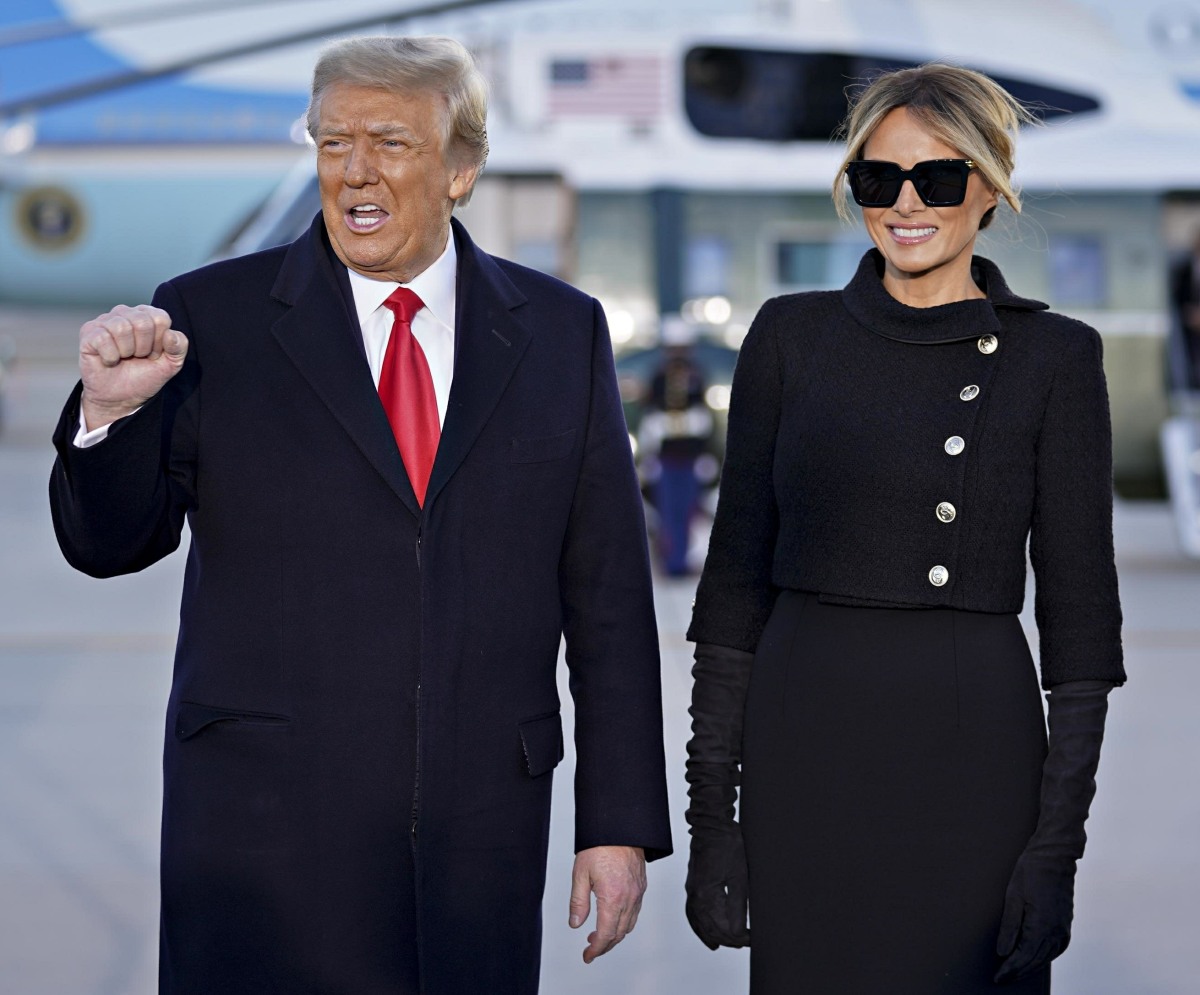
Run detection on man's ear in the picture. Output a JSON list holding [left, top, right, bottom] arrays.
[[449, 162, 481, 203]]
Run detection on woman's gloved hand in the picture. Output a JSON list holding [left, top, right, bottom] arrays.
[[685, 783, 751, 949], [684, 642, 754, 950], [995, 679, 1115, 983]]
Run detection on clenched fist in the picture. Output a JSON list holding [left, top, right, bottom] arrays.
[[79, 304, 189, 430]]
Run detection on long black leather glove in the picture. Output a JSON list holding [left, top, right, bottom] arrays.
[[685, 642, 754, 950], [995, 679, 1116, 983]]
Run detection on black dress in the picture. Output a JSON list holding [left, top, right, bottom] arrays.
[[741, 593, 1048, 993], [688, 252, 1124, 993]]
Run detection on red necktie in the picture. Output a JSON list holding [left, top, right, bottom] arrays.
[[379, 288, 440, 506]]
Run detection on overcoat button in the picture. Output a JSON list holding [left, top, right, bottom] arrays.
[[929, 565, 949, 587], [936, 502, 957, 523], [944, 436, 966, 456], [960, 385, 980, 401], [978, 334, 999, 354]]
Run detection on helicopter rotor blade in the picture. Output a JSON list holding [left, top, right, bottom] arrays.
[[0, 0, 527, 118], [0, 0, 309, 49]]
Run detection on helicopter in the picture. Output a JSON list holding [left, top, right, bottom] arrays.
[[2, 0, 1199, 546]]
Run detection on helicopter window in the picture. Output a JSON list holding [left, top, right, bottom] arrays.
[[515, 238, 562, 277], [1048, 235, 1108, 308], [685, 236, 732, 297], [777, 242, 831, 287], [683, 47, 1101, 141], [774, 237, 872, 291]]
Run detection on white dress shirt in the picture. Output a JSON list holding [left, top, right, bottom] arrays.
[[347, 231, 457, 427], [75, 230, 458, 446]]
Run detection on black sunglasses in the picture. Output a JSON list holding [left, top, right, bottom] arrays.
[[845, 158, 977, 208]]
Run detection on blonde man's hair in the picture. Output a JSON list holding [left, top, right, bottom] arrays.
[[832, 63, 1035, 229], [307, 35, 489, 205]]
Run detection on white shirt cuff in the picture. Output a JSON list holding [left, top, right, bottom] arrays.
[[73, 407, 142, 448]]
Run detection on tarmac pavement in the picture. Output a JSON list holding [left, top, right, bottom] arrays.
[[1, 309, 1197, 993]]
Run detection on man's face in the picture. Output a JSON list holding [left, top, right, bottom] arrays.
[[315, 83, 477, 283]]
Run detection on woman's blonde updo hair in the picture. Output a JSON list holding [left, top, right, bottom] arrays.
[[832, 63, 1035, 229]]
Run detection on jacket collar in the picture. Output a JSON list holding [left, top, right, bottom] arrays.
[[271, 212, 353, 309], [841, 248, 1048, 344], [268, 214, 531, 518], [424, 216, 531, 509]]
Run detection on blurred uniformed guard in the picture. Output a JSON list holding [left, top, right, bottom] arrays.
[[639, 315, 713, 576]]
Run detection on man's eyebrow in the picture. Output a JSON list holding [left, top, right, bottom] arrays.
[[316, 122, 418, 138]]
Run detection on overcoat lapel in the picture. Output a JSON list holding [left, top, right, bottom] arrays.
[[269, 218, 422, 518], [423, 218, 532, 509]]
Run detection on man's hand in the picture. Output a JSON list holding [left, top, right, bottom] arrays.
[[79, 304, 189, 430], [568, 845, 646, 964]]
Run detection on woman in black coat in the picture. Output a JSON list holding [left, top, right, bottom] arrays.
[[684, 64, 1125, 994]]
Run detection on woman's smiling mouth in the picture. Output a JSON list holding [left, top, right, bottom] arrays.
[[888, 225, 937, 244]]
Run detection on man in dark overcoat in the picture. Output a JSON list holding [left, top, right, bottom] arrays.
[[48, 34, 671, 995]]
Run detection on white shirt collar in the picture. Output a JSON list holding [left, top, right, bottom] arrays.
[[346, 229, 458, 332]]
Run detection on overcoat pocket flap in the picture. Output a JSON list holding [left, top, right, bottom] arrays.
[[175, 701, 289, 741], [511, 429, 576, 464], [518, 711, 565, 777]]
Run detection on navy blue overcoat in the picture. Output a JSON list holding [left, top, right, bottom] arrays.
[[50, 216, 672, 994]]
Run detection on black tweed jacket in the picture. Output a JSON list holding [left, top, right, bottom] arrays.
[[688, 250, 1125, 688]]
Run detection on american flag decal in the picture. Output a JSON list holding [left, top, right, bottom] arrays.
[[547, 56, 664, 119]]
